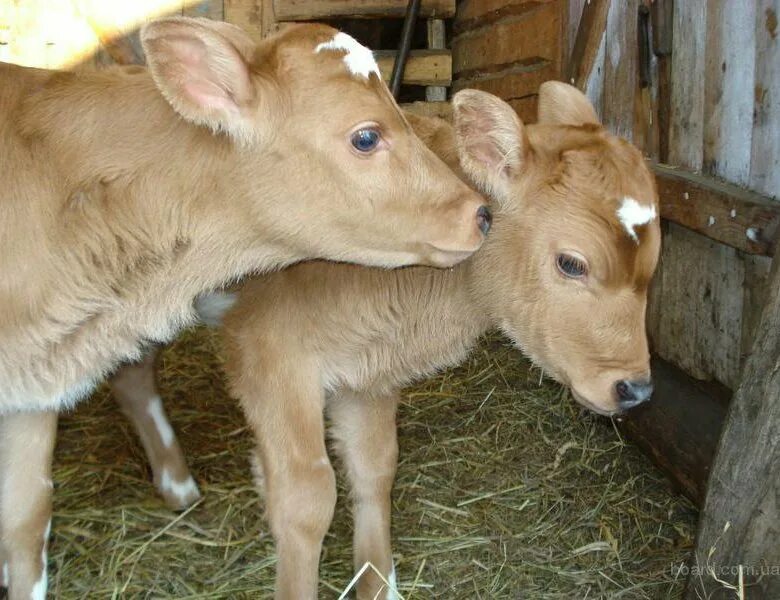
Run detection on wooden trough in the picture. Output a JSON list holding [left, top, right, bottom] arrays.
[[2, 0, 778, 597]]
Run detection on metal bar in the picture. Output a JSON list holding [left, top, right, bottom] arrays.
[[390, 0, 421, 99]]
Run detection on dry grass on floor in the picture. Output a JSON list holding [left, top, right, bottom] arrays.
[[49, 328, 697, 599]]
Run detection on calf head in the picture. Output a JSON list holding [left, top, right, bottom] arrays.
[[141, 17, 488, 268], [454, 83, 660, 415]]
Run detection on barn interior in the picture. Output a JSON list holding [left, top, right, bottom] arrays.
[[1, 1, 778, 598]]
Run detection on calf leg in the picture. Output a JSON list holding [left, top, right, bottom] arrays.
[[110, 347, 200, 510], [236, 358, 335, 600], [0, 411, 57, 600], [329, 390, 400, 600]]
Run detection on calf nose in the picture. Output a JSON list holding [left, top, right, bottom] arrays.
[[476, 205, 492, 236], [615, 378, 654, 411]]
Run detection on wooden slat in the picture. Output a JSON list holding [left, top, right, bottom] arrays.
[[401, 100, 451, 120], [375, 49, 451, 86], [702, 0, 755, 186], [224, 0, 281, 41], [651, 222, 746, 389], [655, 163, 780, 256], [452, 3, 560, 76], [183, 0, 224, 20], [455, 0, 552, 34], [273, 0, 454, 20], [668, 0, 707, 170], [749, 0, 780, 197], [685, 246, 780, 599], [602, 0, 638, 142], [566, 0, 609, 89], [426, 18, 447, 101]]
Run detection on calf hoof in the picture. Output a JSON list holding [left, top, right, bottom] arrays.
[[157, 469, 201, 511]]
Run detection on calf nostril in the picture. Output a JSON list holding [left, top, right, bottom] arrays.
[[476, 205, 492, 236], [615, 379, 654, 409], [616, 380, 632, 402]]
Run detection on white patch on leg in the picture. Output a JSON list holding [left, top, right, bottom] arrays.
[[160, 469, 200, 505], [1, 559, 8, 587], [194, 291, 237, 327], [386, 563, 399, 600], [315, 32, 379, 79], [616, 197, 657, 243], [146, 396, 175, 448], [30, 519, 51, 600]]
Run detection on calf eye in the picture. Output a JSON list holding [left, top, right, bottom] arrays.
[[351, 128, 380, 153], [556, 253, 588, 279]]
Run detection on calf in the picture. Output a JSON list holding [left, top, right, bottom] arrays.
[[107, 84, 659, 598], [0, 17, 489, 600]]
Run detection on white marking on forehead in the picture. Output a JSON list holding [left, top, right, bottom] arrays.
[[616, 197, 656, 243], [147, 395, 175, 448], [315, 32, 379, 79]]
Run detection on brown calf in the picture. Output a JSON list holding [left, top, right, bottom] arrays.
[[0, 17, 488, 600]]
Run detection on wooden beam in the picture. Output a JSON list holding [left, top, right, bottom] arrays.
[[375, 49, 451, 86], [654, 164, 780, 256], [565, 0, 609, 89], [426, 19, 447, 101], [617, 357, 730, 507], [273, 0, 455, 20], [455, 0, 553, 35], [685, 248, 780, 599]]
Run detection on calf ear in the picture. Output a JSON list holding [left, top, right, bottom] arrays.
[[141, 17, 257, 142], [452, 89, 526, 200], [537, 81, 600, 126]]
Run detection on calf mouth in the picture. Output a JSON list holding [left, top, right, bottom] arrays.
[[570, 389, 621, 417]]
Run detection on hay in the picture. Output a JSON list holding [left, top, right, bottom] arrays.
[[50, 328, 697, 598]]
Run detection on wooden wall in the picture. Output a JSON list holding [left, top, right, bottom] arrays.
[[452, 0, 566, 124], [569, 0, 778, 390]]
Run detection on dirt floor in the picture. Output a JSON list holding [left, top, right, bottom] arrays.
[[48, 328, 697, 599]]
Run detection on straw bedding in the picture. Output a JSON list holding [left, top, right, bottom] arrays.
[[48, 327, 697, 598]]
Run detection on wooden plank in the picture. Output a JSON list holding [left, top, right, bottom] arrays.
[[426, 19, 447, 101], [401, 100, 451, 120], [375, 49, 451, 86], [617, 357, 730, 507], [452, 3, 560, 76], [702, 0, 756, 186], [455, 0, 552, 34], [668, 0, 707, 170], [602, 0, 638, 141], [452, 60, 555, 112], [566, 0, 609, 89], [749, 0, 780, 197], [183, 0, 224, 20], [273, 0, 455, 20], [566, 0, 587, 64], [654, 164, 780, 256], [583, 30, 606, 121], [651, 223, 745, 388], [685, 247, 780, 600], [225, 0, 281, 41]]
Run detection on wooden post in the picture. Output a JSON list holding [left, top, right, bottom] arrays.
[[426, 18, 447, 101], [684, 245, 780, 599]]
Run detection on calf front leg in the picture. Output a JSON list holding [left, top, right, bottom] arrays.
[[236, 357, 335, 600], [0, 411, 57, 600], [329, 389, 400, 600], [110, 347, 200, 510]]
